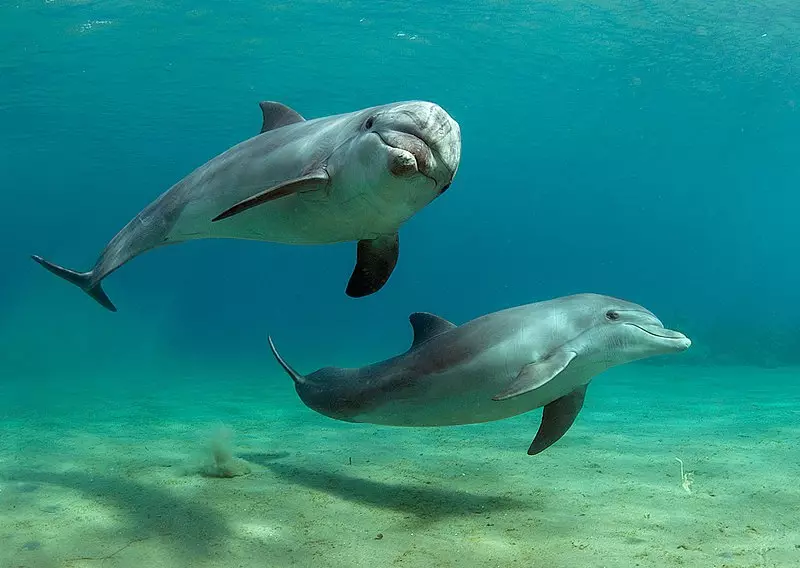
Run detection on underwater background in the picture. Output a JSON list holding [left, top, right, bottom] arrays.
[[1, 1, 799, 567]]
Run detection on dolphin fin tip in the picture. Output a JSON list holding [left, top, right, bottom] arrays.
[[95, 289, 117, 312], [267, 336, 304, 385]]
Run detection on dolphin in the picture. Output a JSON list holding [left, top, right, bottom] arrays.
[[31, 100, 461, 311], [267, 293, 691, 455]]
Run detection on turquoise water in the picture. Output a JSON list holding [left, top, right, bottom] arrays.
[[1, 2, 799, 567]]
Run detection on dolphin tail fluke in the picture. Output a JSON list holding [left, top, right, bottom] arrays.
[[267, 336, 306, 385], [31, 255, 117, 312]]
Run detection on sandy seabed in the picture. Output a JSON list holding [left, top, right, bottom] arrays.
[[1, 364, 799, 568]]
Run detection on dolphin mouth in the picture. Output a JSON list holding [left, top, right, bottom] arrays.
[[375, 128, 455, 190], [395, 109, 458, 175], [627, 323, 691, 349], [374, 131, 439, 185]]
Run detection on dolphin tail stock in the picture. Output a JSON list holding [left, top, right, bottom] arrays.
[[30, 255, 117, 312], [267, 336, 306, 385]]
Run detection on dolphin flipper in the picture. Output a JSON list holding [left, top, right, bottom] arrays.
[[527, 384, 588, 455], [211, 173, 330, 222], [346, 233, 399, 298], [30, 255, 116, 312], [492, 350, 577, 401]]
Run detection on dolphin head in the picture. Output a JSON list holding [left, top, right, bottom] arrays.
[[368, 101, 461, 191], [562, 294, 691, 367], [326, 101, 461, 228]]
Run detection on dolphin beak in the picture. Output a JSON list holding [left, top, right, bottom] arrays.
[[630, 324, 692, 351], [389, 104, 461, 190]]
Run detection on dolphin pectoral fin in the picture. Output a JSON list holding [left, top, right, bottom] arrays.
[[408, 312, 457, 349], [345, 233, 399, 297], [491, 350, 577, 401], [211, 173, 329, 222], [258, 101, 305, 133], [528, 384, 588, 455]]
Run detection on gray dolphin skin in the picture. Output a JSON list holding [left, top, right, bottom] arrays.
[[31, 100, 461, 311], [268, 293, 691, 455]]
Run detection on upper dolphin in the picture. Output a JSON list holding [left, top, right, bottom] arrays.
[[31, 100, 461, 311], [268, 293, 691, 455]]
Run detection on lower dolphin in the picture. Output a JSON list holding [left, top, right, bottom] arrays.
[[268, 293, 691, 455]]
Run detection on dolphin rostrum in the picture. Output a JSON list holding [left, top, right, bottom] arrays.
[[268, 293, 691, 455], [31, 100, 461, 311]]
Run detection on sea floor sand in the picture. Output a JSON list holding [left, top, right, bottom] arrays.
[[1, 363, 799, 568]]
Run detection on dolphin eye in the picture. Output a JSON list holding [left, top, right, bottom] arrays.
[[606, 310, 620, 321], [364, 117, 375, 129]]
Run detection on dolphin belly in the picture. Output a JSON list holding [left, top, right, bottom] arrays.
[[167, 190, 394, 245], [344, 357, 594, 427]]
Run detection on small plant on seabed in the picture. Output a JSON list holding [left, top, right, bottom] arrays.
[[674, 457, 694, 494]]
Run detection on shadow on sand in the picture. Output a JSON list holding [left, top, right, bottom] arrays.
[[3, 468, 229, 559], [242, 452, 531, 521]]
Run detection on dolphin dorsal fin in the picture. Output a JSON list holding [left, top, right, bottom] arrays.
[[258, 101, 305, 133], [408, 312, 456, 349]]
